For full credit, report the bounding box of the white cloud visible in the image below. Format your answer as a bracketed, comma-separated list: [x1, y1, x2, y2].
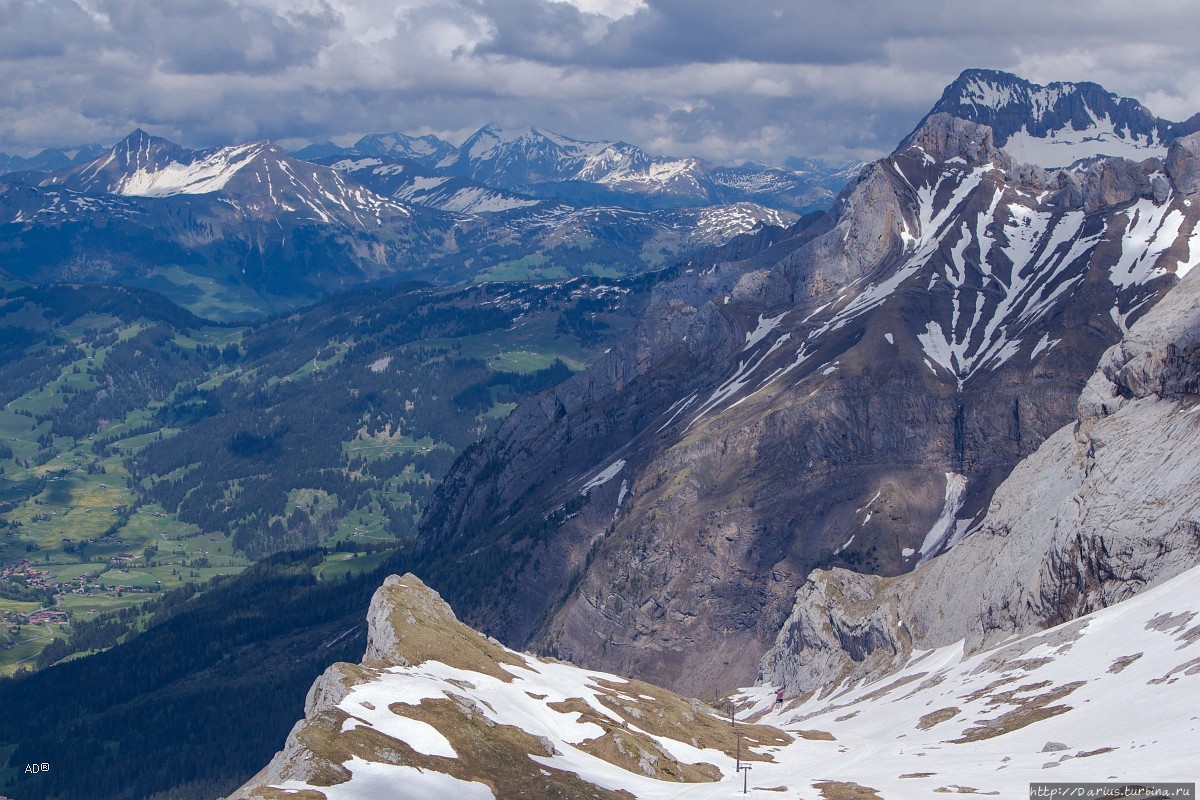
[547, 0, 645, 19]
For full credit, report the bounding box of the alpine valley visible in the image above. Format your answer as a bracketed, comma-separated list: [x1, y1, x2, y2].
[1, 68, 1199, 800]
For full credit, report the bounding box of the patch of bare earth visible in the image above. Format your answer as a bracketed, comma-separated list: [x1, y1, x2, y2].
[794, 729, 836, 740]
[1107, 653, 1143, 674]
[814, 779, 884, 799]
[934, 786, 998, 794]
[917, 707, 959, 730]
[1177, 624, 1200, 647]
[361, 697, 638, 799]
[1074, 747, 1117, 758]
[951, 682, 1084, 743]
[1145, 611, 1197, 634]
[1147, 655, 1200, 684]
[960, 676, 1018, 703]
[589, 678, 792, 760]
[546, 697, 722, 783]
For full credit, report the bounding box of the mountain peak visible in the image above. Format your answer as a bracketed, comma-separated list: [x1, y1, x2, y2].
[922, 68, 1187, 168]
[112, 128, 181, 154]
[120, 127, 155, 142]
[352, 131, 456, 167]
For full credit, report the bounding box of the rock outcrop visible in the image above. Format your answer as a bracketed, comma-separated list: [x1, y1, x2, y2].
[230, 573, 789, 800]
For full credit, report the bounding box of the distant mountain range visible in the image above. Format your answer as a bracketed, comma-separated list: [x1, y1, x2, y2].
[0, 128, 820, 319]
[293, 124, 855, 213]
[0, 144, 107, 175]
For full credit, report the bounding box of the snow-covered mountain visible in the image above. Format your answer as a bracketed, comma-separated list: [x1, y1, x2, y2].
[237, 232, 1200, 795]
[233, 567, 1200, 799]
[412, 80, 1200, 696]
[38, 129, 411, 227]
[321, 155, 543, 214]
[929, 68, 1200, 168]
[353, 131, 459, 167]
[440, 124, 659, 188]
[290, 132, 460, 167]
[434, 123, 844, 212]
[231, 573, 792, 800]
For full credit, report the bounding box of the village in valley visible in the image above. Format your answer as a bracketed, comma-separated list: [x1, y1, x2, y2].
[1, 556, 153, 636]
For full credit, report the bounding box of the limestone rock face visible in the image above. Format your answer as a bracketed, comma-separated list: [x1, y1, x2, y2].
[760, 268, 1200, 695]
[1166, 132, 1200, 196]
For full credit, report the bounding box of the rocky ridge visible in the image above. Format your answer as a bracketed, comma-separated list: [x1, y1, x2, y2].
[926, 68, 1200, 168]
[230, 573, 790, 800]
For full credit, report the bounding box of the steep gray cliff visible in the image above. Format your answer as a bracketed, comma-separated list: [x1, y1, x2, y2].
[760, 263, 1200, 695]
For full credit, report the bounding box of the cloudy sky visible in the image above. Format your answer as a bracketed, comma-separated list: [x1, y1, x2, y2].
[3, 0, 1199, 165]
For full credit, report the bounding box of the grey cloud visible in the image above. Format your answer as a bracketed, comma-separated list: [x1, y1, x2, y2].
[98, 0, 341, 75]
[0, 0, 1198, 167]
[469, 0, 895, 67]
[0, 0, 99, 59]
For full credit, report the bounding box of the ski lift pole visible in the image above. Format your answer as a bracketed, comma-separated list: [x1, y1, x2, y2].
[739, 763, 752, 794]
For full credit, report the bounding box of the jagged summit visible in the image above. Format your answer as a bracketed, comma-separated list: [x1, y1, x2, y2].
[443, 123, 651, 189]
[354, 130, 457, 167]
[927, 68, 1200, 167]
[32, 129, 412, 227]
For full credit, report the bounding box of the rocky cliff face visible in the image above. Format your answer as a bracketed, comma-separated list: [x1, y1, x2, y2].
[416, 85, 1200, 695]
[759, 261, 1200, 695]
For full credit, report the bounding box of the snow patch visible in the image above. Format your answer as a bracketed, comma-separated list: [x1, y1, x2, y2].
[581, 460, 626, 494]
[613, 479, 628, 519]
[1112, 200, 1185, 289]
[917, 472, 968, 560]
[743, 312, 787, 351]
[276, 758, 495, 799]
[1002, 122, 1166, 169]
[117, 142, 267, 197]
